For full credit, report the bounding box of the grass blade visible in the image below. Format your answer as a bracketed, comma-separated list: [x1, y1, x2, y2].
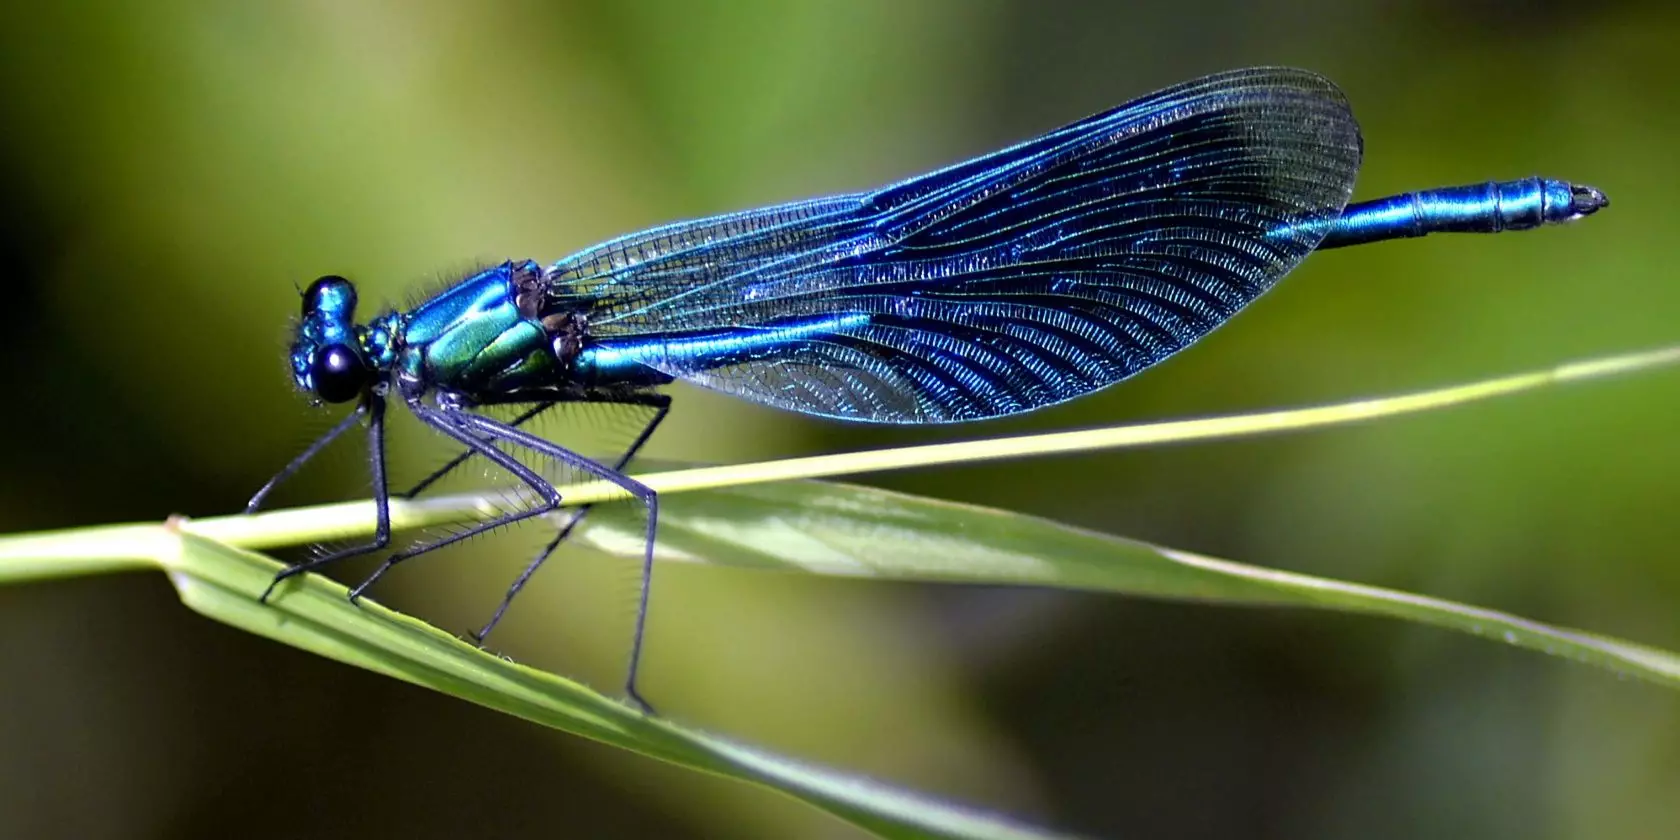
[0, 522, 1070, 840]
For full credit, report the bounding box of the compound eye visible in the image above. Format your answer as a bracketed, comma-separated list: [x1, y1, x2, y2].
[310, 343, 367, 404]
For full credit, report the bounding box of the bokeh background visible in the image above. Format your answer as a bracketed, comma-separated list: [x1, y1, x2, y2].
[1, 1, 1677, 838]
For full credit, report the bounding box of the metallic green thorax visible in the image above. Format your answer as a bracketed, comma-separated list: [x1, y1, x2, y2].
[392, 260, 559, 399]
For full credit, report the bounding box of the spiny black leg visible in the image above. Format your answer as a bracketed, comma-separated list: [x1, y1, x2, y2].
[401, 400, 556, 500]
[469, 514, 576, 645]
[472, 394, 671, 646]
[346, 401, 566, 603]
[443, 409, 662, 715]
[623, 494, 658, 716]
[247, 404, 366, 514]
[260, 393, 391, 602]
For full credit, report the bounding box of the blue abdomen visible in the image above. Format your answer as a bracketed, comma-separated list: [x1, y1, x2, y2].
[576, 313, 871, 385]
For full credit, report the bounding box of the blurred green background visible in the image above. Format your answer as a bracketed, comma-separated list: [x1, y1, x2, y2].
[1, 1, 1677, 838]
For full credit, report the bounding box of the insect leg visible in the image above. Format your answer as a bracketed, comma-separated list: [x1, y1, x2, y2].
[345, 401, 566, 602]
[400, 400, 556, 499]
[439, 408, 661, 714]
[472, 393, 671, 645]
[246, 403, 366, 514]
[260, 393, 391, 602]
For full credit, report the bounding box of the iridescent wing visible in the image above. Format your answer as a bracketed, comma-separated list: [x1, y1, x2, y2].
[547, 67, 1363, 423]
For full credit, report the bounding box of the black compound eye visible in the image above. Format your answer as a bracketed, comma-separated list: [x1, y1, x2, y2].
[310, 343, 368, 403]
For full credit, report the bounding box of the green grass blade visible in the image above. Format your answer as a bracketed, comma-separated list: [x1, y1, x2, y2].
[574, 480, 1680, 688]
[0, 524, 1071, 840]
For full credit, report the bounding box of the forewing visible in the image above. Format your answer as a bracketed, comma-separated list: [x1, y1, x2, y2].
[547, 67, 1362, 422]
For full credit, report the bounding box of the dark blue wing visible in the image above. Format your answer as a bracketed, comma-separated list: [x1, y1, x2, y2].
[546, 67, 1363, 423]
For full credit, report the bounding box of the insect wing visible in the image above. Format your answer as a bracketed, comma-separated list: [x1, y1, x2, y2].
[548, 67, 1362, 422]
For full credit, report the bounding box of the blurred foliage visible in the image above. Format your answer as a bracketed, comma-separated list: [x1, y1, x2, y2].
[0, 1, 1676, 838]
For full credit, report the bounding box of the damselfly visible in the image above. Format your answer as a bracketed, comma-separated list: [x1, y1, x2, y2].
[248, 67, 1607, 712]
